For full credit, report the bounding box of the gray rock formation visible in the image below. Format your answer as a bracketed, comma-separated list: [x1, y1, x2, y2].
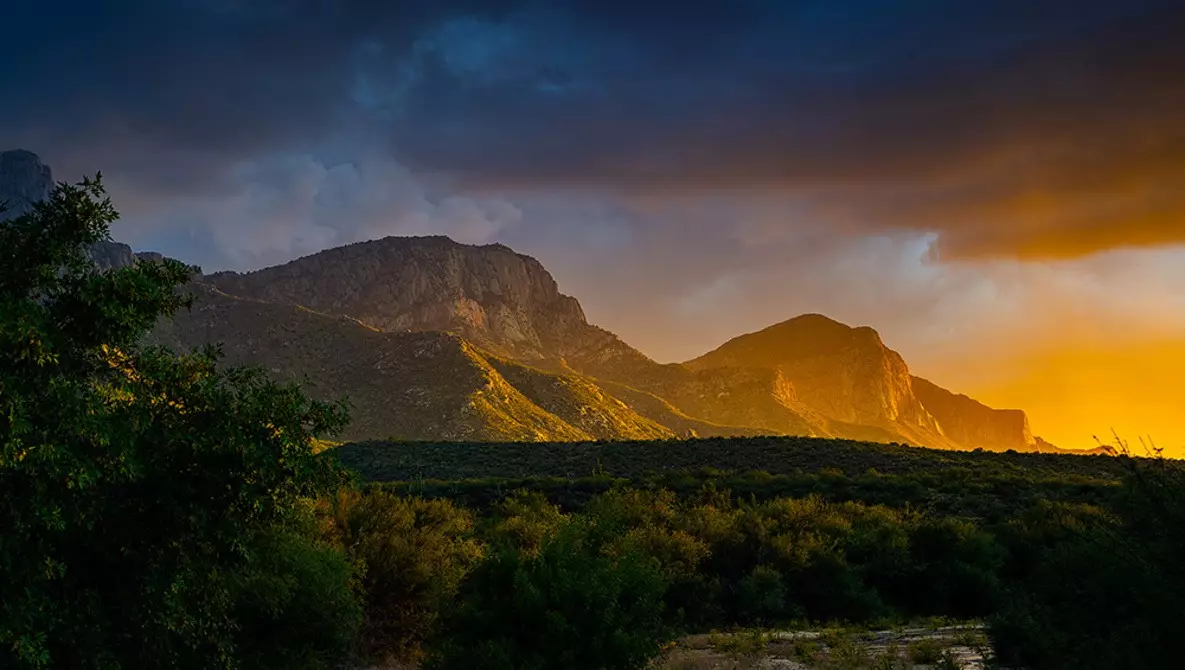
[135, 251, 166, 264]
[1, 149, 157, 270]
[86, 241, 137, 270]
[0, 149, 53, 221]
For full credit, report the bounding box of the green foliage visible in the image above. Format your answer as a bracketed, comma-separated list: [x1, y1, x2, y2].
[229, 526, 362, 670]
[485, 490, 569, 555]
[425, 517, 672, 670]
[429, 487, 1009, 635]
[990, 454, 1185, 669]
[354, 439, 1123, 524]
[0, 177, 357, 669]
[324, 488, 483, 664]
[342, 436, 1129, 485]
[736, 565, 790, 623]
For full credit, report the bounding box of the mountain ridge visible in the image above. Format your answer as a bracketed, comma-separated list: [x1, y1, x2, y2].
[3, 149, 1103, 454]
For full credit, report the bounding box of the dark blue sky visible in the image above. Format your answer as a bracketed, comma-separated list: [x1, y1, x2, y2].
[4, 0, 1182, 258]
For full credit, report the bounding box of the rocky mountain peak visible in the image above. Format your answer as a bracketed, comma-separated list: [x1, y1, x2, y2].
[204, 234, 593, 360]
[685, 315, 945, 442]
[1, 149, 163, 271]
[693, 314, 890, 367]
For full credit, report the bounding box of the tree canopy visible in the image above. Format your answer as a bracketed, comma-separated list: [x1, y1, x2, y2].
[0, 177, 359, 669]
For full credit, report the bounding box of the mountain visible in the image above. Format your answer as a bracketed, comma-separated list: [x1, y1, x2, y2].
[910, 376, 1036, 451]
[683, 315, 955, 448]
[199, 240, 1057, 451]
[147, 285, 677, 442]
[205, 237, 594, 361]
[5, 149, 1089, 453]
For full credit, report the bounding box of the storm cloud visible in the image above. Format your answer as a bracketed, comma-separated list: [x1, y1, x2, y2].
[3, 0, 1184, 259]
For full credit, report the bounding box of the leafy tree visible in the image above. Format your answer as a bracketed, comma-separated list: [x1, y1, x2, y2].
[0, 177, 358, 668]
[425, 517, 672, 670]
[485, 489, 569, 555]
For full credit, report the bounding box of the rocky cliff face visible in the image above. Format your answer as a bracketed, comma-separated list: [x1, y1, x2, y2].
[1, 149, 143, 271]
[911, 377, 1036, 451]
[86, 241, 137, 270]
[0, 149, 52, 221]
[205, 236, 600, 361]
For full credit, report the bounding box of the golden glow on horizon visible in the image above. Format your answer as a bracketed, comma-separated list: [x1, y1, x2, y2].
[967, 341, 1185, 457]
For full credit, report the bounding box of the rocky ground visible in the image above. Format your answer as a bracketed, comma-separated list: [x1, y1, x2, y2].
[356, 623, 998, 669]
[657, 623, 994, 670]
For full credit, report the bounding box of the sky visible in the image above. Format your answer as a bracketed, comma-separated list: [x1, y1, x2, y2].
[3, 0, 1184, 453]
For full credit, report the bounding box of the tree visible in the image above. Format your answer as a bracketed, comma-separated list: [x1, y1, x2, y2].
[324, 489, 483, 664]
[990, 452, 1185, 669]
[425, 517, 671, 670]
[0, 177, 359, 669]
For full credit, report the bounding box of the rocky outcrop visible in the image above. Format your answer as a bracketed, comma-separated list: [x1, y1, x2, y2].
[87, 241, 137, 270]
[1, 149, 149, 271]
[205, 236, 596, 361]
[911, 376, 1036, 451]
[0, 149, 53, 221]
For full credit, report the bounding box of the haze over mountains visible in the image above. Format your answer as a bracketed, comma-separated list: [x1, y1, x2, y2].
[2, 149, 1103, 453]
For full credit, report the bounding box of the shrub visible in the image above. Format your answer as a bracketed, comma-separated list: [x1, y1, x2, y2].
[990, 454, 1185, 669]
[325, 489, 483, 664]
[231, 526, 362, 670]
[425, 517, 672, 670]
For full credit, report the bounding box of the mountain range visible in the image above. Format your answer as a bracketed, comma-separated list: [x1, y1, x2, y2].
[2, 149, 1104, 453]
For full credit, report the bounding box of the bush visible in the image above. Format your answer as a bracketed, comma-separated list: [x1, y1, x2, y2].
[425, 517, 672, 670]
[990, 455, 1185, 669]
[325, 488, 483, 664]
[231, 526, 362, 670]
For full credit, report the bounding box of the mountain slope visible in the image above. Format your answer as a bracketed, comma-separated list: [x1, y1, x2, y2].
[147, 286, 672, 442]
